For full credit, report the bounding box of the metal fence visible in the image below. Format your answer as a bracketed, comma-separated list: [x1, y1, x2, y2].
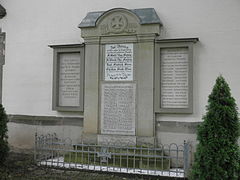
[34, 133, 191, 178]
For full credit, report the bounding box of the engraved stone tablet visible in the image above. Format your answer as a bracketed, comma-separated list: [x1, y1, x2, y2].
[161, 48, 189, 108]
[105, 44, 133, 81]
[58, 53, 81, 107]
[101, 83, 136, 135]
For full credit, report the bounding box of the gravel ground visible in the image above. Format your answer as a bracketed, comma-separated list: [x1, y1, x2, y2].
[0, 152, 184, 180]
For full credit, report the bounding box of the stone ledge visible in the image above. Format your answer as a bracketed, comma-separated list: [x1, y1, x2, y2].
[98, 134, 136, 146]
[8, 114, 83, 126]
[157, 121, 201, 134]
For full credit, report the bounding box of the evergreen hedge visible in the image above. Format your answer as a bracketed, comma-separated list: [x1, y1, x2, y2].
[0, 104, 9, 165]
[190, 76, 240, 179]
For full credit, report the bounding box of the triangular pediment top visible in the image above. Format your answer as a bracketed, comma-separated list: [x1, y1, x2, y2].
[79, 8, 162, 28]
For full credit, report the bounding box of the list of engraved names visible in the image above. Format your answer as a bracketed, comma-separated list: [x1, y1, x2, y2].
[101, 83, 136, 135]
[161, 48, 189, 108]
[59, 53, 81, 107]
[105, 44, 133, 81]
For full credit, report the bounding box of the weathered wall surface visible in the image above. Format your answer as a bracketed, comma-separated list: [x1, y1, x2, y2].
[0, 0, 240, 149]
[7, 115, 83, 150]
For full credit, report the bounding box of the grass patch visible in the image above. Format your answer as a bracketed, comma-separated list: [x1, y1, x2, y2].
[64, 146, 170, 170]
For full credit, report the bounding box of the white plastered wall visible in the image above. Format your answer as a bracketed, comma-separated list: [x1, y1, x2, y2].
[0, 1, 239, 124]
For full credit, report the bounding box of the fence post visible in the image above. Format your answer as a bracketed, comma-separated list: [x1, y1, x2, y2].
[34, 132, 37, 162]
[183, 140, 190, 177]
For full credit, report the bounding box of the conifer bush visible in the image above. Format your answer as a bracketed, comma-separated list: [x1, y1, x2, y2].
[0, 104, 9, 165]
[190, 76, 240, 180]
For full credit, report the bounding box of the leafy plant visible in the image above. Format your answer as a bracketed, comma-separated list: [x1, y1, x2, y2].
[190, 76, 240, 179]
[0, 104, 9, 165]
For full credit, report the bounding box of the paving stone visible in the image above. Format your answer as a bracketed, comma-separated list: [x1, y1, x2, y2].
[0, 152, 174, 180]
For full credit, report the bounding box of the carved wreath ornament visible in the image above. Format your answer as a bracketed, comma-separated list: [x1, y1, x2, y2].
[101, 14, 137, 35]
[108, 15, 127, 33]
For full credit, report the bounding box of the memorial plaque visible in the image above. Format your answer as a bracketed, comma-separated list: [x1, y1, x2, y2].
[105, 44, 133, 81]
[160, 48, 189, 108]
[101, 83, 136, 135]
[58, 53, 81, 107]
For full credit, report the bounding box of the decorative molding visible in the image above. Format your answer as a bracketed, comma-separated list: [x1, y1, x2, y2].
[79, 8, 162, 28]
[80, 8, 161, 40]
[155, 38, 199, 43]
[100, 36, 138, 44]
[100, 14, 137, 35]
[49, 43, 84, 49]
[82, 36, 100, 44]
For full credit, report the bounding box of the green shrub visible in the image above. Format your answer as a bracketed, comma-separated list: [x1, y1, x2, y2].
[0, 104, 9, 165]
[190, 76, 240, 179]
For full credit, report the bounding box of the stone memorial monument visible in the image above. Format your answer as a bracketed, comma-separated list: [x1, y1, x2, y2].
[79, 8, 162, 145]
[49, 8, 197, 146]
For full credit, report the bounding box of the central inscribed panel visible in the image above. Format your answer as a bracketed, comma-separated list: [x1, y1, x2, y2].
[105, 44, 133, 81]
[101, 83, 136, 135]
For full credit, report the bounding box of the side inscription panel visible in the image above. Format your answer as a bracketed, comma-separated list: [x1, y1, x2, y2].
[160, 48, 189, 108]
[58, 53, 81, 107]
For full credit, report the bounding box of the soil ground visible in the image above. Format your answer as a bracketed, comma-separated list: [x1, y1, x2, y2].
[0, 152, 185, 180]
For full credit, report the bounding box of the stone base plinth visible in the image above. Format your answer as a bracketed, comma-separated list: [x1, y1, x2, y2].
[82, 133, 98, 144]
[98, 134, 136, 146]
[136, 136, 156, 147]
[82, 133, 155, 147]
